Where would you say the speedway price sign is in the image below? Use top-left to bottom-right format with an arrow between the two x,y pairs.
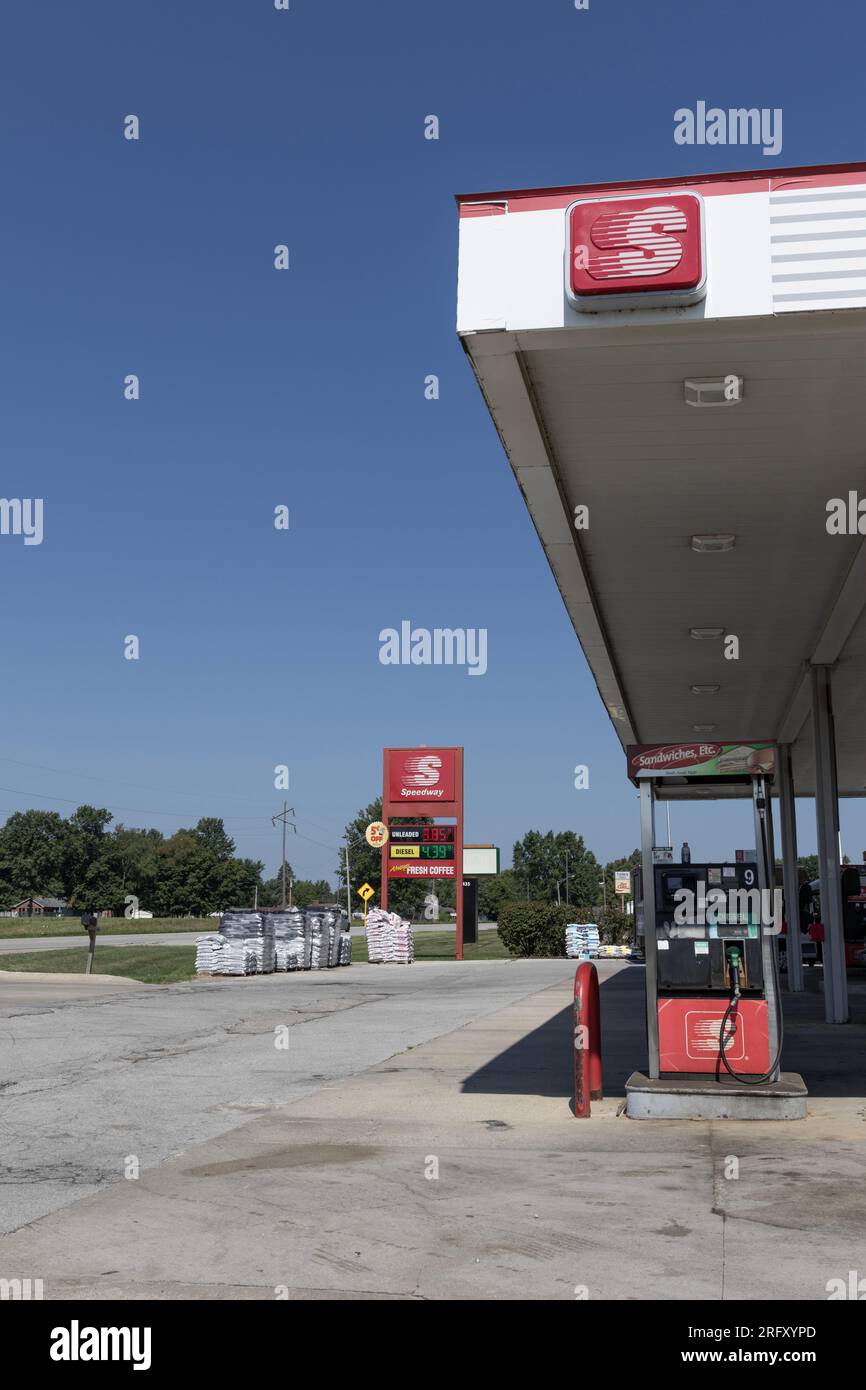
387,824 -> 456,878
381,747 -> 465,952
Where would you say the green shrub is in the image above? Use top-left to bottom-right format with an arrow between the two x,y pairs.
497,900 -> 598,957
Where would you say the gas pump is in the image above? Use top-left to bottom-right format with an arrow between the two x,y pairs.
634,757 -> 784,1086
651,859 -> 774,1077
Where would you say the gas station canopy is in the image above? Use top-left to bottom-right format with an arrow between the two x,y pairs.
457,162 -> 866,798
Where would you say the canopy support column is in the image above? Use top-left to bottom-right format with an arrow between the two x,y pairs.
640,780 -> 659,1079
777,743 -> 804,992
810,665 -> 849,1024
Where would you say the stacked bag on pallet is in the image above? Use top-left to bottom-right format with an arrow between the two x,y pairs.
272,908 -> 306,971
218,912 -> 276,974
307,912 -> 329,969
196,907 -> 352,976
565,923 -> 600,959
327,911 -> 342,967
195,934 -> 225,973
365,907 -> 414,964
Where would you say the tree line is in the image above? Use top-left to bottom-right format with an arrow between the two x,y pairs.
0,806 -> 334,917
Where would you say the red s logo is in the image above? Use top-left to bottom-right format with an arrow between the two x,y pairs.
569,193 -> 705,308
585,204 -> 688,281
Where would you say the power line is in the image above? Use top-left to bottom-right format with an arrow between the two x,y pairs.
0,782 -> 275,821
0,755 -> 280,811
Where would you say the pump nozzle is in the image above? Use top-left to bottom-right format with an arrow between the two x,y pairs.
726,944 -> 742,999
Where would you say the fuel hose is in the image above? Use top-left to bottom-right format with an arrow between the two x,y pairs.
718,942 -> 784,1086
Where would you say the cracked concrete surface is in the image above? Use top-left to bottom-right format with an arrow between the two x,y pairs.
0,959 -> 575,1233
1,961 -> 865,1299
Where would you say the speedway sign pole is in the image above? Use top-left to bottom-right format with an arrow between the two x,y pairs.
381,747 -> 464,959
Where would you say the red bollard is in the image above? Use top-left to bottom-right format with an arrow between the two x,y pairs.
573,961 -> 602,1118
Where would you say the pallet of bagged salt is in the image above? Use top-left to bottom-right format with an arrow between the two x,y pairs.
365,907 -> 414,964
195,934 -> 224,974
306,911 -> 331,969
272,908 -> 305,971
217,911 -> 276,974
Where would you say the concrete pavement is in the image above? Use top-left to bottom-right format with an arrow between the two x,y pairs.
0,958 -> 574,1234
1,959 -> 866,1299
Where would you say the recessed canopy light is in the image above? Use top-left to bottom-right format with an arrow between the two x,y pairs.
693,724 -> 717,732
691,534 -> 736,553
691,685 -> 720,695
690,627 -> 725,639
684,377 -> 744,407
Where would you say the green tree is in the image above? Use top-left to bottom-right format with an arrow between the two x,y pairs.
260,860 -> 296,907
220,856 -> 265,910
293,878 -> 335,908
63,805 -> 113,905
0,810 -> 69,906
512,830 -> 601,905
150,821 -> 260,916
477,869 -> 519,921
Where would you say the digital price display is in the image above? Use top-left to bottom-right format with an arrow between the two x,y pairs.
386,824 -> 457,877
389,825 -> 455,845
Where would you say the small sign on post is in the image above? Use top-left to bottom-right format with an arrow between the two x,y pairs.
357,883 -> 375,931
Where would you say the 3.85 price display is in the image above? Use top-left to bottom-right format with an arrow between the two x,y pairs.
388,825 -> 455,845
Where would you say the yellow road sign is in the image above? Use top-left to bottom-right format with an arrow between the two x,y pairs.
357,883 -> 375,902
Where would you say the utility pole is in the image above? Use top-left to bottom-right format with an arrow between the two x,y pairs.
565,850 -> 570,906
271,803 -> 296,909
344,845 -> 351,923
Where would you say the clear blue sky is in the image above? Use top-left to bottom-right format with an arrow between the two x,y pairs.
1,0 -> 864,883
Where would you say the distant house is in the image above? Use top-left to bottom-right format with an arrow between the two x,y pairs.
11,897 -> 71,918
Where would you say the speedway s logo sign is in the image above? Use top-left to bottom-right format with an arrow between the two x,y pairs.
386,748 -> 456,801
566,192 -> 706,311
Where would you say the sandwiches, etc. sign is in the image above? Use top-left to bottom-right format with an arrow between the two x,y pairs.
627,742 -> 776,780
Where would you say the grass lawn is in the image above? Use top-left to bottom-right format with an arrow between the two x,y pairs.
0,945 -> 198,984
0,930 -> 514,982
0,917 -> 213,940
